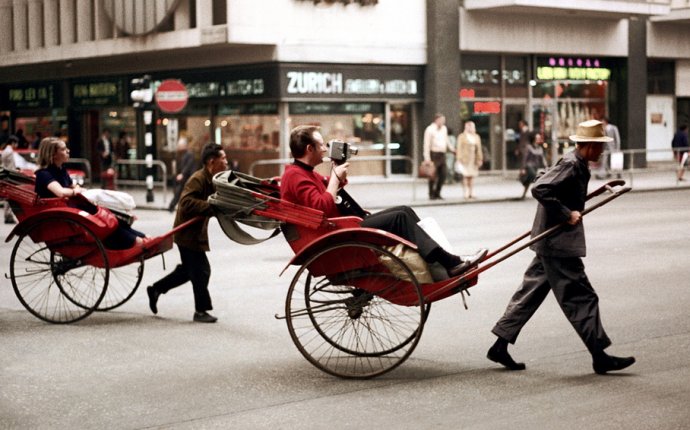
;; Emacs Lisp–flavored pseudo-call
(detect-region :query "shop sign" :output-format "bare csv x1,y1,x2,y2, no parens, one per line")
460,68,525,86
284,70,419,98
226,78,265,96
6,83,58,109
289,102,383,115
473,101,501,114
218,103,278,115
177,79,266,98
536,56,612,81
71,80,124,107
297,0,378,5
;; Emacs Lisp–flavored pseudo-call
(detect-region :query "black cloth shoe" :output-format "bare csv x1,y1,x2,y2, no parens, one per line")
146,286,159,315
487,344,526,370
193,311,218,323
447,248,488,277
593,354,635,375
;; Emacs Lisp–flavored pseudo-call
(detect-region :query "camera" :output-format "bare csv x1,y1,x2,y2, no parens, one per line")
327,140,359,165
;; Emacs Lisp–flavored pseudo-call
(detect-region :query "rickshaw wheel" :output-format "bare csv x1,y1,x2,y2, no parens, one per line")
285,241,425,379
10,218,109,324
95,258,144,311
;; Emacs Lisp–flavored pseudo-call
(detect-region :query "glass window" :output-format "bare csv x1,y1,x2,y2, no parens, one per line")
648,61,674,95
289,102,385,177
461,54,502,98
216,104,280,177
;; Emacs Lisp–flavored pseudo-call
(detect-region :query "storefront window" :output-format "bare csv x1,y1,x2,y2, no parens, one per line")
390,104,413,174
216,104,280,177
289,102,386,177
459,101,497,170
100,108,137,179
532,80,608,163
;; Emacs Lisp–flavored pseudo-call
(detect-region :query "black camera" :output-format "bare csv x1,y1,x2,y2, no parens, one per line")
327,140,359,165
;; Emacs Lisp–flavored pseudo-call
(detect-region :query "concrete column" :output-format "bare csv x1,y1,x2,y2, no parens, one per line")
94,0,113,39
0,0,13,52
27,0,42,48
43,0,59,46
59,0,75,44
627,17,647,168
174,0,191,30
12,0,28,51
424,0,461,135
196,0,212,28
76,0,92,42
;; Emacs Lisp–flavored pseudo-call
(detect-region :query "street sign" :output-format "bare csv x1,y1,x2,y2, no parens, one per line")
155,79,188,113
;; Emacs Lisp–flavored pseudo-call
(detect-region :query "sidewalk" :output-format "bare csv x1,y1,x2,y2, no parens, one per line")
125,168,690,212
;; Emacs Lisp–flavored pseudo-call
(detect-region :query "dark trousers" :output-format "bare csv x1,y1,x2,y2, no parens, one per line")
151,246,212,312
428,152,447,198
492,255,612,354
361,205,440,261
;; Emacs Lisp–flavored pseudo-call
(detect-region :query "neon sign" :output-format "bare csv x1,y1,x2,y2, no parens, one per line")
536,56,612,81
474,101,501,114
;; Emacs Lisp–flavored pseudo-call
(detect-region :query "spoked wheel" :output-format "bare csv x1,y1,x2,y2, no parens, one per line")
95,258,144,311
285,242,426,379
10,218,109,324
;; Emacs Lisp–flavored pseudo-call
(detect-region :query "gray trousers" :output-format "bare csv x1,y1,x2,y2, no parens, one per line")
492,255,612,354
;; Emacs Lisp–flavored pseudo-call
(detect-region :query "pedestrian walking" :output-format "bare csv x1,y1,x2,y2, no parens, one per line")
596,117,621,179
456,121,483,200
518,132,547,199
672,124,689,181
423,114,450,200
487,119,635,375
146,142,228,323
168,137,197,212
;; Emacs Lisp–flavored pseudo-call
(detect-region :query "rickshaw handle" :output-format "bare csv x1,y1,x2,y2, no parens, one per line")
482,179,625,261
425,182,631,303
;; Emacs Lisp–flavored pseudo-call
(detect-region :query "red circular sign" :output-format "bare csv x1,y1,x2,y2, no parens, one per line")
155,80,188,113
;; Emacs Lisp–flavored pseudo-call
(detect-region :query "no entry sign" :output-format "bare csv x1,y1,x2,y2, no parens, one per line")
155,80,188,113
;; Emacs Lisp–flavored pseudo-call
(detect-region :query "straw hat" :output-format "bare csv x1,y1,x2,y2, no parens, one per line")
569,120,613,143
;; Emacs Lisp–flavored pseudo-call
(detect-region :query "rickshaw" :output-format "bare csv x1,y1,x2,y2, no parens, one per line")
0,168,200,324
208,171,631,379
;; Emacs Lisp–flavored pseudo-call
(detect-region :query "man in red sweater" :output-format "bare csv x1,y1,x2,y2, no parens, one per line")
281,125,486,278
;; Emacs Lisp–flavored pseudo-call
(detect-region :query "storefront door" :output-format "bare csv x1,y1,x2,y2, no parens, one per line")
646,95,675,162
504,103,526,170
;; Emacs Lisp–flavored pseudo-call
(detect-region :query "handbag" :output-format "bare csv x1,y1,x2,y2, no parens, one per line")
419,160,436,179
453,160,466,176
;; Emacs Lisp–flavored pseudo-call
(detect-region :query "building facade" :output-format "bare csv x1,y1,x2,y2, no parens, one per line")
1,0,689,181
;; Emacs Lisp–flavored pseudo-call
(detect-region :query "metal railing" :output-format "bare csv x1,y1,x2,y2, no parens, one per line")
603,147,689,188
65,158,92,185
112,159,168,204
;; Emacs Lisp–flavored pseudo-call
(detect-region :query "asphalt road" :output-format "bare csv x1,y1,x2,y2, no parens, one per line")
1,188,689,429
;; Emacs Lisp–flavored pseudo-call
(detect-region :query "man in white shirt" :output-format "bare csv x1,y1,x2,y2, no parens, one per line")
423,113,450,200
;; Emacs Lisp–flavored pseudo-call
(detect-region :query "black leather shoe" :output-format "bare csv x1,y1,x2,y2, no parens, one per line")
447,248,488,277
193,311,218,323
593,354,635,375
146,286,159,315
487,345,526,370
